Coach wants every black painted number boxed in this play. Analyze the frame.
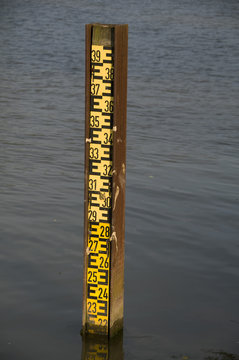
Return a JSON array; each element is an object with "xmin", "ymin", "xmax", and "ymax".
[
  {"xmin": 104, "ymin": 100, "xmax": 114, "ymax": 113},
  {"xmin": 91, "ymin": 83, "xmax": 100, "ymax": 95},
  {"xmin": 89, "ymin": 239, "xmax": 98, "ymax": 252},
  {"xmin": 103, "ymin": 164, "xmax": 112, "ymax": 176},
  {"xmin": 98, "ymin": 319, "xmax": 107, "ymax": 326},
  {"xmin": 88, "ymin": 210, "xmax": 97, "ymax": 222},
  {"xmin": 100, "ymin": 256, "xmax": 109, "ymax": 269},
  {"xmin": 89, "ymin": 147, "xmax": 99, "ymax": 159},
  {"xmin": 99, "ymin": 287, "xmax": 108, "ymax": 299},
  {"xmin": 105, "ymin": 67, "xmax": 114, "ymax": 80},
  {"xmin": 87, "ymin": 301, "xmax": 96, "ymax": 313},
  {"xmin": 102, "ymin": 197, "xmax": 111, "ymax": 208},
  {"xmin": 91, "ymin": 50, "xmax": 101, "ymax": 62},
  {"xmin": 100, "ymin": 226, "xmax": 110, "ymax": 238},
  {"xmin": 90, "ymin": 115, "xmax": 99, "ymax": 127},
  {"xmin": 103, "ymin": 132, "xmax": 113, "ymax": 144},
  {"xmin": 88, "ymin": 271, "xmax": 97, "ymax": 283},
  {"xmin": 88, "ymin": 179, "xmax": 97, "ymax": 191}
]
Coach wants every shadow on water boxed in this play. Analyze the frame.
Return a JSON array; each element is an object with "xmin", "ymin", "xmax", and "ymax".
[{"xmin": 81, "ymin": 332, "xmax": 123, "ymax": 360}]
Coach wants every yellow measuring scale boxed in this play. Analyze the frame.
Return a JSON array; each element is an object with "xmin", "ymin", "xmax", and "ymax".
[{"xmin": 86, "ymin": 43, "xmax": 114, "ymax": 333}]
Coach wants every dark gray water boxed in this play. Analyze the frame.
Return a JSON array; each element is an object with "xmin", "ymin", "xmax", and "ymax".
[{"xmin": 0, "ymin": 0, "xmax": 239, "ymax": 359}]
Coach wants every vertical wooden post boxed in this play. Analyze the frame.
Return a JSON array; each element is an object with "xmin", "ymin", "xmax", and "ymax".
[{"xmin": 82, "ymin": 24, "xmax": 128, "ymax": 337}]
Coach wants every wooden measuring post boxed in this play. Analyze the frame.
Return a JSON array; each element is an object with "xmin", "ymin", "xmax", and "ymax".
[{"xmin": 82, "ymin": 24, "xmax": 128, "ymax": 337}]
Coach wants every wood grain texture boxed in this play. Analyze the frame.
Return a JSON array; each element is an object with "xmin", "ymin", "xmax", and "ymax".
[{"xmin": 110, "ymin": 24, "xmax": 128, "ymax": 337}]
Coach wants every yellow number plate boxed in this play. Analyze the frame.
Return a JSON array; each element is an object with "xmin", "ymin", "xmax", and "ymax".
[{"xmin": 86, "ymin": 45, "xmax": 114, "ymax": 334}]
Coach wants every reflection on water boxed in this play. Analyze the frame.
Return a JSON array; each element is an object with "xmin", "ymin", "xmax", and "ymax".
[
  {"xmin": 204, "ymin": 352, "xmax": 239, "ymax": 360},
  {"xmin": 81, "ymin": 332, "xmax": 239, "ymax": 360},
  {"xmin": 81, "ymin": 332, "xmax": 123, "ymax": 360}
]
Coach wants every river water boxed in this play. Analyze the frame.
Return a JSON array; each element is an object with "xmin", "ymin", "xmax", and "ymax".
[{"xmin": 0, "ymin": 0, "xmax": 239, "ymax": 359}]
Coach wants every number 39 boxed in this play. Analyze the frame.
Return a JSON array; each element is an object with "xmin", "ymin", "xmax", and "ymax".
[{"xmin": 91, "ymin": 50, "xmax": 101, "ymax": 62}]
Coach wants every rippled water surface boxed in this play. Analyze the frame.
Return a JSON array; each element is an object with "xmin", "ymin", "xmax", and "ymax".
[{"xmin": 1, "ymin": 0, "xmax": 239, "ymax": 359}]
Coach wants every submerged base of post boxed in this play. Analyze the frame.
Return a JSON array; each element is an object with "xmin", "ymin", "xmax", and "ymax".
[
  {"xmin": 82, "ymin": 23, "xmax": 128, "ymax": 338},
  {"xmin": 81, "ymin": 317, "xmax": 123, "ymax": 339}
]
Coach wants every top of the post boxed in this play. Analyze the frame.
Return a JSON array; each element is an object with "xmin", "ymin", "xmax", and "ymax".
[
  {"xmin": 88, "ymin": 23, "xmax": 128, "ymax": 46},
  {"xmin": 92, "ymin": 24, "xmax": 113, "ymax": 46}
]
